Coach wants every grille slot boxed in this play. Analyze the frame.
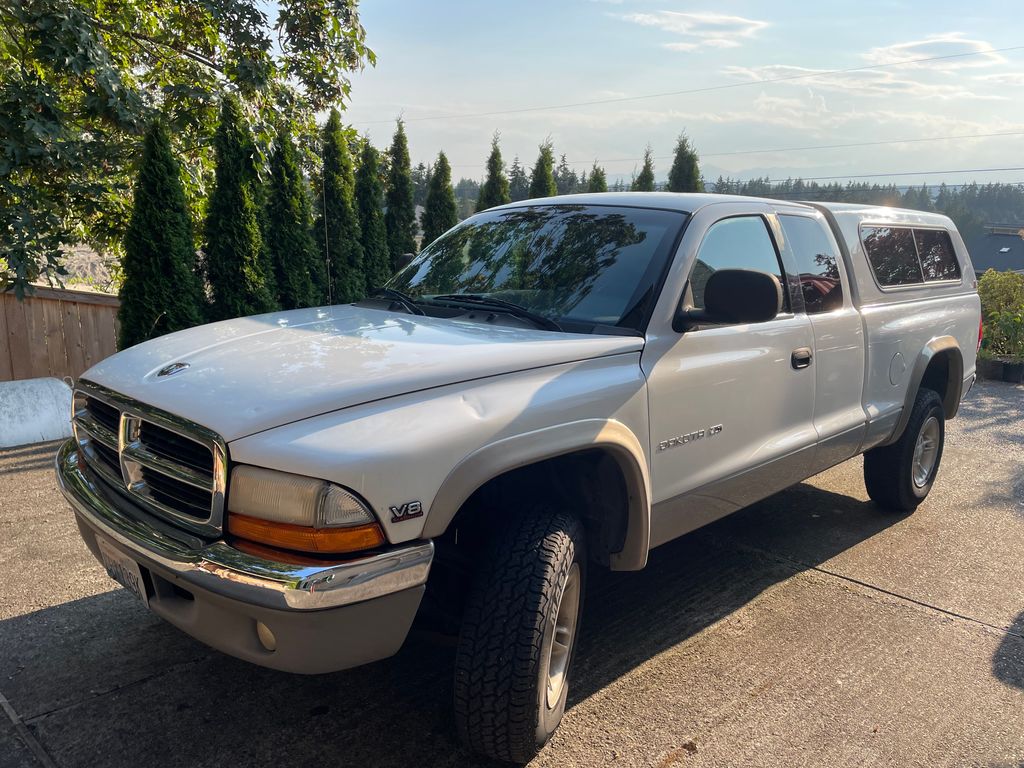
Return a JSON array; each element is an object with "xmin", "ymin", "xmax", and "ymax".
[
  {"xmin": 140, "ymin": 467, "xmax": 211, "ymax": 518},
  {"xmin": 90, "ymin": 440, "xmax": 122, "ymax": 477},
  {"xmin": 72, "ymin": 382, "xmax": 227, "ymax": 537},
  {"xmin": 85, "ymin": 396, "xmax": 120, "ymax": 436},
  {"xmin": 139, "ymin": 421, "xmax": 214, "ymax": 476}
]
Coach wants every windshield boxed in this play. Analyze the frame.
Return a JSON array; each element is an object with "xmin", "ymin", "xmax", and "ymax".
[{"xmin": 388, "ymin": 204, "xmax": 687, "ymax": 333}]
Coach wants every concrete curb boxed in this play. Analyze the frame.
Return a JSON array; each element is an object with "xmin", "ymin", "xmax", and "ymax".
[{"xmin": 0, "ymin": 377, "xmax": 73, "ymax": 449}]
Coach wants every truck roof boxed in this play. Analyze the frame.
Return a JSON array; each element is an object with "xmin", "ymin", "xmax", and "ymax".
[
  {"xmin": 492, "ymin": 192, "xmax": 955, "ymax": 228},
  {"xmin": 491, "ymin": 191, "xmax": 808, "ymax": 214}
]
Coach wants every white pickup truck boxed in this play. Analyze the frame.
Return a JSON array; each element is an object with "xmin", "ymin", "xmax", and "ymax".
[{"xmin": 57, "ymin": 192, "xmax": 981, "ymax": 763}]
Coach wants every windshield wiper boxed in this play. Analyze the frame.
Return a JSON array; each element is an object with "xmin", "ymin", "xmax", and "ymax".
[
  {"xmin": 364, "ymin": 287, "xmax": 425, "ymax": 316},
  {"xmin": 431, "ymin": 293, "xmax": 564, "ymax": 332}
]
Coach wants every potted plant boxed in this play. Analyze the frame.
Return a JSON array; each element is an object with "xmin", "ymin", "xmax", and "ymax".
[
  {"xmin": 976, "ymin": 350, "xmax": 1004, "ymax": 381},
  {"xmin": 993, "ymin": 309, "xmax": 1024, "ymax": 384}
]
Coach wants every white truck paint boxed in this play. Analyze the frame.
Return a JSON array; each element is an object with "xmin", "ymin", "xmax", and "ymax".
[{"xmin": 56, "ymin": 192, "xmax": 980, "ymax": 763}]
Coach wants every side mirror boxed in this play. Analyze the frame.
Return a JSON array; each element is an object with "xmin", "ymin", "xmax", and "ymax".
[
  {"xmin": 676, "ymin": 268, "xmax": 782, "ymax": 331},
  {"xmin": 395, "ymin": 252, "xmax": 416, "ymax": 270}
]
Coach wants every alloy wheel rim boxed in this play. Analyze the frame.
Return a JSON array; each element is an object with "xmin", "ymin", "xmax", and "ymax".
[
  {"xmin": 912, "ymin": 416, "xmax": 940, "ymax": 488},
  {"xmin": 546, "ymin": 563, "xmax": 581, "ymax": 710}
]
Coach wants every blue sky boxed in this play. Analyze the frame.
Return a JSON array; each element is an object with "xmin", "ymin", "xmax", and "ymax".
[{"xmin": 341, "ymin": 1, "xmax": 1024, "ymax": 186}]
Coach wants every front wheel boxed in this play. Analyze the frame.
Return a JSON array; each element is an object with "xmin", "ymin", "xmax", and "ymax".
[
  {"xmin": 864, "ymin": 387, "xmax": 945, "ymax": 511},
  {"xmin": 453, "ymin": 510, "xmax": 586, "ymax": 764}
]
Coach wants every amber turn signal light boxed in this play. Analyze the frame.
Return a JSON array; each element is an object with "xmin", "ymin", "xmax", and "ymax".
[{"xmin": 227, "ymin": 513, "xmax": 385, "ymax": 555}]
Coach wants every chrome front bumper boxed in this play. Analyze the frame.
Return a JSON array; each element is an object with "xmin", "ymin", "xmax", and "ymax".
[{"xmin": 56, "ymin": 438, "xmax": 433, "ymax": 612}]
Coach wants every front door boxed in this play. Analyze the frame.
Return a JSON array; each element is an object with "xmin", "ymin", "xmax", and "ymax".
[{"xmin": 643, "ymin": 207, "xmax": 817, "ymax": 548}]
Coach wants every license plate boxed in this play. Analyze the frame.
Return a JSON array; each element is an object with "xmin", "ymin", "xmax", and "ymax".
[{"xmin": 96, "ymin": 536, "xmax": 149, "ymax": 607}]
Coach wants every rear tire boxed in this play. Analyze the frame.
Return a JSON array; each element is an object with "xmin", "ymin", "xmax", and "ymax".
[
  {"xmin": 864, "ymin": 387, "xmax": 945, "ymax": 512},
  {"xmin": 453, "ymin": 509, "xmax": 586, "ymax": 764}
]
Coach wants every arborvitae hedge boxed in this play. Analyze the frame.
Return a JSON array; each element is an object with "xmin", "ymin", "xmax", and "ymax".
[
  {"xmin": 632, "ymin": 147, "xmax": 656, "ymax": 191},
  {"xmin": 529, "ymin": 141, "xmax": 558, "ymax": 198},
  {"xmin": 384, "ymin": 119, "xmax": 417, "ymax": 266},
  {"xmin": 315, "ymin": 109, "xmax": 364, "ymax": 304},
  {"xmin": 118, "ymin": 121, "xmax": 205, "ymax": 347},
  {"xmin": 265, "ymin": 124, "xmax": 318, "ymax": 310},
  {"xmin": 587, "ymin": 163, "xmax": 608, "ymax": 192},
  {"xmin": 476, "ymin": 134, "xmax": 511, "ymax": 212},
  {"xmin": 667, "ymin": 133, "xmax": 703, "ymax": 193},
  {"xmin": 204, "ymin": 95, "xmax": 277, "ymax": 321},
  {"xmin": 421, "ymin": 151, "xmax": 458, "ymax": 246},
  {"xmin": 355, "ymin": 140, "xmax": 392, "ymax": 290}
]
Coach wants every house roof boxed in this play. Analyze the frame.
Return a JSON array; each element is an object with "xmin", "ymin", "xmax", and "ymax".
[{"xmin": 966, "ymin": 231, "xmax": 1024, "ymax": 273}]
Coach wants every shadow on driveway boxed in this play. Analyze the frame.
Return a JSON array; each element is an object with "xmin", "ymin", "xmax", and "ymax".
[{"xmin": 1, "ymin": 481, "xmax": 926, "ymax": 768}]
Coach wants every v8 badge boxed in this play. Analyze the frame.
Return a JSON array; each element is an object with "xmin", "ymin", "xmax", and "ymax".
[{"xmin": 390, "ymin": 500, "xmax": 424, "ymax": 522}]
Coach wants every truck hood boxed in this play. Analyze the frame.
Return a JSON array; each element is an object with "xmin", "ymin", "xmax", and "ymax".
[{"xmin": 83, "ymin": 305, "xmax": 644, "ymax": 442}]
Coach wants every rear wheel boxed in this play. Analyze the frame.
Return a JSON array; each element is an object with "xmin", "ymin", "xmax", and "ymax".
[
  {"xmin": 864, "ymin": 387, "xmax": 945, "ymax": 511},
  {"xmin": 453, "ymin": 509, "xmax": 586, "ymax": 764}
]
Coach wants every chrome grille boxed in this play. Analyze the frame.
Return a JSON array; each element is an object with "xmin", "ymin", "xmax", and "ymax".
[{"xmin": 72, "ymin": 380, "xmax": 227, "ymax": 536}]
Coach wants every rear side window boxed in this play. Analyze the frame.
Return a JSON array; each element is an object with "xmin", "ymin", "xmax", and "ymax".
[
  {"xmin": 914, "ymin": 229, "xmax": 961, "ymax": 281},
  {"xmin": 862, "ymin": 227, "xmax": 922, "ymax": 286},
  {"xmin": 689, "ymin": 216, "xmax": 786, "ymax": 311},
  {"xmin": 779, "ymin": 215, "xmax": 844, "ymax": 313},
  {"xmin": 861, "ymin": 225, "xmax": 962, "ymax": 288}
]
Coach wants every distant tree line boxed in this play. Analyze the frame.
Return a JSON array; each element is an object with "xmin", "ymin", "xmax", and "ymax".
[{"xmin": 705, "ymin": 177, "xmax": 1023, "ymax": 243}]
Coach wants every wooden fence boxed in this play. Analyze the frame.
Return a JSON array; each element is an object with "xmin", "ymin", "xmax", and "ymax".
[{"xmin": 1, "ymin": 287, "xmax": 119, "ymax": 383}]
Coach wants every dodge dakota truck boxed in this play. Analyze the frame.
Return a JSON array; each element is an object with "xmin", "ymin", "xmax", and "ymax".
[{"xmin": 56, "ymin": 192, "xmax": 981, "ymax": 763}]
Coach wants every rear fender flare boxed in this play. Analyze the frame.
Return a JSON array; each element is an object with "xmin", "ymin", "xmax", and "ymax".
[{"xmin": 888, "ymin": 336, "xmax": 963, "ymax": 444}]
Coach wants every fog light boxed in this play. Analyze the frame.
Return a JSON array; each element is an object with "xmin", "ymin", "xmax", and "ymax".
[{"xmin": 256, "ymin": 621, "xmax": 276, "ymax": 652}]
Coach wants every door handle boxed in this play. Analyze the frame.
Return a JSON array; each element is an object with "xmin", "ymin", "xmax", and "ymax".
[{"xmin": 791, "ymin": 347, "xmax": 813, "ymax": 369}]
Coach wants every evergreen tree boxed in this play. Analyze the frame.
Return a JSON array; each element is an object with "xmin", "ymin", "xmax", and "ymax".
[
  {"xmin": 454, "ymin": 177, "xmax": 481, "ymax": 220},
  {"xmin": 632, "ymin": 146, "xmax": 656, "ymax": 191},
  {"xmin": 119, "ymin": 121, "xmax": 204, "ymax": 347},
  {"xmin": 384, "ymin": 119, "xmax": 417, "ymax": 266},
  {"xmin": 265, "ymin": 124, "xmax": 318, "ymax": 310},
  {"xmin": 314, "ymin": 109, "xmax": 364, "ymax": 303},
  {"xmin": 508, "ymin": 155, "xmax": 530, "ymax": 201},
  {"xmin": 587, "ymin": 162, "xmax": 608, "ymax": 193},
  {"xmin": 554, "ymin": 153, "xmax": 579, "ymax": 195},
  {"xmin": 476, "ymin": 134, "xmax": 511, "ymax": 212},
  {"xmin": 204, "ymin": 95, "xmax": 277, "ymax": 320},
  {"xmin": 666, "ymin": 133, "xmax": 703, "ymax": 193},
  {"xmin": 529, "ymin": 141, "xmax": 558, "ymax": 198},
  {"xmin": 411, "ymin": 162, "xmax": 431, "ymax": 207},
  {"xmin": 421, "ymin": 151, "xmax": 458, "ymax": 245},
  {"xmin": 355, "ymin": 140, "xmax": 392, "ymax": 290}
]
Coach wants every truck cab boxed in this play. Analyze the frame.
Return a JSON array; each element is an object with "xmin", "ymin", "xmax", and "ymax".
[{"xmin": 56, "ymin": 192, "xmax": 980, "ymax": 763}]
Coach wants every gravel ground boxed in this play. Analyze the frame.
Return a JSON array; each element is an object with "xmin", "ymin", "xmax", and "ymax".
[{"xmin": 1, "ymin": 380, "xmax": 1022, "ymax": 768}]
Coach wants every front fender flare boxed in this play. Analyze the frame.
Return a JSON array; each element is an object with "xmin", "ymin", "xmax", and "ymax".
[{"xmin": 422, "ymin": 419, "xmax": 651, "ymax": 571}]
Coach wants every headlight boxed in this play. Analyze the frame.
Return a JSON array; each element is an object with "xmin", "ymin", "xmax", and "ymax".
[{"xmin": 226, "ymin": 465, "xmax": 385, "ymax": 555}]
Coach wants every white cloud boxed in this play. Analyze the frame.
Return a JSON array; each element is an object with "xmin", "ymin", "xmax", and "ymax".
[
  {"xmin": 621, "ymin": 11, "xmax": 769, "ymax": 51},
  {"xmin": 862, "ymin": 33, "xmax": 1006, "ymax": 70},
  {"xmin": 975, "ymin": 72, "xmax": 1024, "ymax": 86},
  {"xmin": 723, "ymin": 64, "xmax": 1006, "ymax": 101}
]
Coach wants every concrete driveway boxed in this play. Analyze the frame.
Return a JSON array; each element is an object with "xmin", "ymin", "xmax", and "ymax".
[{"xmin": 1, "ymin": 380, "xmax": 1022, "ymax": 767}]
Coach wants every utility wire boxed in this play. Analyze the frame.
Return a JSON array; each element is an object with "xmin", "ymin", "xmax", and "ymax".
[{"xmin": 353, "ymin": 44, "xmax": 1024, "ymax": 126}]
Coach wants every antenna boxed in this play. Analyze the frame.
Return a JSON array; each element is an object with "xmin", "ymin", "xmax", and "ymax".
[{"xmin": 321, "ymin": 138, "xmax": 332, "ymax": 305}]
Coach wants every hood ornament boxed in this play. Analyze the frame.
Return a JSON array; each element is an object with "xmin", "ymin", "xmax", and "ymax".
[{"xmin": 157, "ymin": 361, "xmax": 190, "ymax": 378}]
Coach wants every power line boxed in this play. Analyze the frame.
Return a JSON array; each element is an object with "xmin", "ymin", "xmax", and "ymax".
[
  {"xmin": 763, "ymin": 165, "xmax": 1024, "ymax": 183},
  {"xmin": 448, "ymin": 130, "xmax": 1024, "ymax": 170},
  {"xmin": 354, "ymin": 44, "xmax": 1024, "ymax": 126}
]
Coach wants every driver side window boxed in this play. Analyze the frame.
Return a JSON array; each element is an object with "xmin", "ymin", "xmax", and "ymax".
[{"xmin": 688, "ymin": 216, "xmax": 787, "ymax": 311}]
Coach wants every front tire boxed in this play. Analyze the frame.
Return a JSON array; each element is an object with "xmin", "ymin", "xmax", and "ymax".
[
  {"xmin": 864, "ymin": 387, "xmax": 945, "ymax": 511},
  {"xmin": 453, "ymin": 510, "xmax": 586, "ymax": 764}
]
